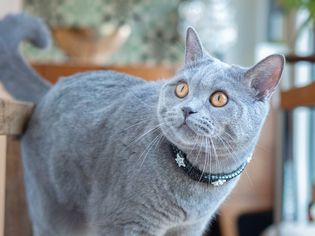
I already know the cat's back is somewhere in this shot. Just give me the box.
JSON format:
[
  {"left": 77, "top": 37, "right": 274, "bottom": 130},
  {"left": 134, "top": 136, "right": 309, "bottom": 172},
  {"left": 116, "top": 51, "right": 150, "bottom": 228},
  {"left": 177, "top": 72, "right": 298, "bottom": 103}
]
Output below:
[
  {"left": 28, "top": 69, "right": 151, "bottom": 143},
  {"left": 46, "top": 70, "right": 146, "bottom": 110}
]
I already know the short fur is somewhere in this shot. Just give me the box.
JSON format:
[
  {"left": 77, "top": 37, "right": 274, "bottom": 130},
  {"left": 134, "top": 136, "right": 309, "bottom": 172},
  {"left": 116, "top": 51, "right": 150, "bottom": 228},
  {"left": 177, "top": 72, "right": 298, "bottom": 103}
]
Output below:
[{"left": 0, "top": 14, "right": 284, "bottom": 236}]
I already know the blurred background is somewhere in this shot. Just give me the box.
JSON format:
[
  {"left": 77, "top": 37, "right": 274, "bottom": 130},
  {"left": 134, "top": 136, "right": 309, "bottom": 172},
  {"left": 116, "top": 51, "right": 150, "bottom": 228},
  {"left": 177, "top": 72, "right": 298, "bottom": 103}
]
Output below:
[{"left": 0, "top": 0, "right": 315, "bottom": 236}]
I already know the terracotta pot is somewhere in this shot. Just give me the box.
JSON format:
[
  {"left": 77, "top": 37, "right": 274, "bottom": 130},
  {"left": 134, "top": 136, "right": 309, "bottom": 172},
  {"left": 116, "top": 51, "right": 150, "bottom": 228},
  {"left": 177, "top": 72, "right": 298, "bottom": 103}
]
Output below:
[{"left": 52, "top": 25, "right": 131, "bottom": 64}]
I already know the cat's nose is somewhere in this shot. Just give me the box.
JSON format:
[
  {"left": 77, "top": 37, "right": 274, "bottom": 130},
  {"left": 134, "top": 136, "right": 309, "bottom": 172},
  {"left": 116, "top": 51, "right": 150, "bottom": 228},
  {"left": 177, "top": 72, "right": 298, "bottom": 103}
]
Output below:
[{"left": 181, "top": 107, "right": 196, "bottom": 119}]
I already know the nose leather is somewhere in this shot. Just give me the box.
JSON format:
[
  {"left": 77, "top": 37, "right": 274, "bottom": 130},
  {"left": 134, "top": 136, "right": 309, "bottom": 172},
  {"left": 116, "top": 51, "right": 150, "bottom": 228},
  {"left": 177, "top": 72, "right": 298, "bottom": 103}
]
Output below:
[{"left": 181, "top": 107, "right": 196, "bottom": 119}]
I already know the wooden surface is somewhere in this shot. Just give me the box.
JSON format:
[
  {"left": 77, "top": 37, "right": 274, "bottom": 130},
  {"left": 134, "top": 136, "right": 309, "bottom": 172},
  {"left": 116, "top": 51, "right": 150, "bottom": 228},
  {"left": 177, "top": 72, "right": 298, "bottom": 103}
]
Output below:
[
  {"left": 0, "top": 99, "right": 34, "bottom": 135},
  {"left": 33, "top": 63, "right": 177, "bottom": 83},
  {"left": 0, "top": 136, "right": 6, "bottom": 236},
  {"left": 285, "top": 54, "right": 315, "bottom": 63},
  {"left": 4, "top": 136, "right": 32, "bottom": 236},
  {"left": 281, "top": 82, "right": 315, "bottom": 110}
]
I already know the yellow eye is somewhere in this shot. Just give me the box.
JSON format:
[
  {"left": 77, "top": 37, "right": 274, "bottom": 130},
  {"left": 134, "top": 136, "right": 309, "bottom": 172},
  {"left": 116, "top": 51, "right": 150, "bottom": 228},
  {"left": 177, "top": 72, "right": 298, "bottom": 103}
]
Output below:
[
  {"left": 175, "top": 81, "right": 189, "bottom": 98},
  {"left": 210, "top": 91, "right": 228, "bottom": 107}
]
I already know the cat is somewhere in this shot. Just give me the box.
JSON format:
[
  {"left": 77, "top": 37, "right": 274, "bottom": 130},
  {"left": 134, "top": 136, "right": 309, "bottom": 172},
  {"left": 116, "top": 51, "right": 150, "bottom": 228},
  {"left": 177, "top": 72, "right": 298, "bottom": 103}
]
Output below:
[{"left": 0, "top": 13, "right": 284, "bottom": 236}]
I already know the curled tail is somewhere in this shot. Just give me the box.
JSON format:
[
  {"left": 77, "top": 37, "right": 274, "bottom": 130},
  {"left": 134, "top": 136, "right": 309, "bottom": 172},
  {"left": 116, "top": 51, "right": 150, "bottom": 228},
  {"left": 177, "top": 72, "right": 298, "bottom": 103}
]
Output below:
[{"left": 0, "top": 13, "right": 52, "bottom": 103}]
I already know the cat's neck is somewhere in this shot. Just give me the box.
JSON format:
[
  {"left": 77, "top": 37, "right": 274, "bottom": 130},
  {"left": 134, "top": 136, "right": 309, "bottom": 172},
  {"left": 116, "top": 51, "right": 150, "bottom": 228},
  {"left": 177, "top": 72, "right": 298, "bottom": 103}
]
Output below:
[{"left": 174, "top": 140, "right": 256, "bottom": 174}]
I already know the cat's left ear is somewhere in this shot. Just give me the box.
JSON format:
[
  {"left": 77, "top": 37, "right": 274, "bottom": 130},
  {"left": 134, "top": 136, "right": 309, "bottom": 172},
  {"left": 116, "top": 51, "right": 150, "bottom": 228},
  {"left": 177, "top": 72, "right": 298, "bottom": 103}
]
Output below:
[
  {"left": 185, "top": 27, "right": 204, "bottom": 65},
  {"left": 245, "top": 54, "right": 285, "bottom": 100}
]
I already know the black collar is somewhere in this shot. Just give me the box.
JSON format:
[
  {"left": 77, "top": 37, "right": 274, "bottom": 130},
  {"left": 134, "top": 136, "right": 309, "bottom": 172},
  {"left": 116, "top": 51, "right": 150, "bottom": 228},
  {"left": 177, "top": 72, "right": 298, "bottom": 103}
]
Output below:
[{"left": 171, "top": 144, "right": 252, "bottom": 186}]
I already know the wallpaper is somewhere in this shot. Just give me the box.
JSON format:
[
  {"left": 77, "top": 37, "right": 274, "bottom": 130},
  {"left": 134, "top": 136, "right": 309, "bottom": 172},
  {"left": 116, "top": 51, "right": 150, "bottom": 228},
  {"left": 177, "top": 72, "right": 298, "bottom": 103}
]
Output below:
[{"left": 24, "top": 0, "right": 186, "bottom": 65}]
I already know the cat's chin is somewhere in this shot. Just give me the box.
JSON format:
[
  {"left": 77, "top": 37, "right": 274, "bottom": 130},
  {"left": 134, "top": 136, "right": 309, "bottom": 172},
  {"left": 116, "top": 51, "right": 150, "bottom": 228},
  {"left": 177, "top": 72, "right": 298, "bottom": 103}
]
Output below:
[{"left": 160, "top": 128, "right": 206, "bottom": 153}]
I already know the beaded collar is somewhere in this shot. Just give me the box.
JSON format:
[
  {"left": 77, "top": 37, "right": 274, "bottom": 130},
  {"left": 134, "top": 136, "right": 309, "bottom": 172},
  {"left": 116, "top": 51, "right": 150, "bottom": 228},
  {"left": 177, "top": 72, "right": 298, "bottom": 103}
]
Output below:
[{"left": 171, "top": 144, "right": 252, "bottom": 186}]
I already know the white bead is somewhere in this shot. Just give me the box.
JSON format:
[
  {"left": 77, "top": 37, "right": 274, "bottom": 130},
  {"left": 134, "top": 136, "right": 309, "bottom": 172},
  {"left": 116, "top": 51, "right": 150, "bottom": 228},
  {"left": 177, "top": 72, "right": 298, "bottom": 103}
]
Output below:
[{"left": 211, "top": 179, "right": 226, "bottom": 186}]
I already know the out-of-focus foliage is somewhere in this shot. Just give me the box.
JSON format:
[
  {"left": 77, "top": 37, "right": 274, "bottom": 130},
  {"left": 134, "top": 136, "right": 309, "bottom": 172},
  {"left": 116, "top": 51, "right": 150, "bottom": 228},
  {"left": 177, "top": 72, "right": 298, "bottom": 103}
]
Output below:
[
  {"left": 279, "top": 0, "right": 315, "bottom": 25},
  {"left": 280, "top": 0, "right": 315, "bottom": 12}
]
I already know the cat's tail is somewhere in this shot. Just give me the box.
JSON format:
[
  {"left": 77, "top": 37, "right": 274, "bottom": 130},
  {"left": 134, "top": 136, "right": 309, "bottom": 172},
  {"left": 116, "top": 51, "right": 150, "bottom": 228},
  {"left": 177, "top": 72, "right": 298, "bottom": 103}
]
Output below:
[{"left": 0, "top": 13, "right": 52, "bottom": 103}]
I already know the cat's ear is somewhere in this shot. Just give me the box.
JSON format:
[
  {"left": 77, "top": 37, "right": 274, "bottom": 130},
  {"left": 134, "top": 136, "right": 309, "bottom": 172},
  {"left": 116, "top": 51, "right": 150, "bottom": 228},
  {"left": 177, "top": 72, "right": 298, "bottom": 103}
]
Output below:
[
  {"left": 185, "top": 27, "right": 204, "bottom": 65},
  {"left": 245, "top": 54, "right": 285, "bottom": 100}
]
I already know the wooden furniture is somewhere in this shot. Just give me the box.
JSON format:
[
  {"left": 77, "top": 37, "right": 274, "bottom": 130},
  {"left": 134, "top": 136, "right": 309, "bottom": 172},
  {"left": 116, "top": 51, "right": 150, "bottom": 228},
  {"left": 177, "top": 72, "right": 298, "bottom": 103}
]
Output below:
[
  {"left": 275, "top": 55, "right": 315, "bottom": 230},
  {"left": 281, "top": 82, "right": 315, "bottom": 110},
  {"left": 266, "top": 55, "right": 315, "bottom": 235},
  {"left": 281, "top": 55, "right": 315, "bottom": 110},
  {"left": 0, "top": 89, "right": 34, "bottom": 236},
  {"left": 32, "top": 63, "right": 177, "bottom": 84}
]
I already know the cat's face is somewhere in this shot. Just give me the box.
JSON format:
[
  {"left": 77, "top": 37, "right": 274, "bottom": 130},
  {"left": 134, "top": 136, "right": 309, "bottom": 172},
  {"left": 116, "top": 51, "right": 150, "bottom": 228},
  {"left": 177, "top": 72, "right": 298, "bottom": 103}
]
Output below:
[{"left": 157, "top": 28, "right": 284, "bottom": 168}]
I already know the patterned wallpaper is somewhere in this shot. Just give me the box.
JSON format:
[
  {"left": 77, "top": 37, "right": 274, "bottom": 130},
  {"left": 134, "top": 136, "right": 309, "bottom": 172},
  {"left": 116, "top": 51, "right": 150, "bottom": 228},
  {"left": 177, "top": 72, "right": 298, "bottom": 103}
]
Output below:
[{"left": 24, "top": 0, "right": 186, "bottom": 65}]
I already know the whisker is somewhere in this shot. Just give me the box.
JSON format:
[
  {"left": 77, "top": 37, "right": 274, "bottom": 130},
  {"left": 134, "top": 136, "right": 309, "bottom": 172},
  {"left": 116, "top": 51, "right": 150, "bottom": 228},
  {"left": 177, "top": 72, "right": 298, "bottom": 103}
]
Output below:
[
  {"left": 243, "top": 169, "right": 254, "bottom": 188},
  {"left": 220, "top": 129, "right": 267, "bottom": 154},
  {"left": 216, "top": 136, "right": 239, "bottom": 168},
  {"left": 128, "top": 91, "right": 158, "bottom": 108},
  {"left": 207, "top": 137, "right": 212, "bottom": 176},
  {"left": 201, "top": 138, "right": 207, "bottom": 179},
  {"left": 123, "top": 122, "right": 165, "bottom": 152},
  {"left": 138, "top": 133, "right": 163, "bottom": 168},
  {"left": 197, "top": 137, "right": 205, "bottom": 182},
  {"left": 122, "top": 117, "right": 155, "bottom": 131}
]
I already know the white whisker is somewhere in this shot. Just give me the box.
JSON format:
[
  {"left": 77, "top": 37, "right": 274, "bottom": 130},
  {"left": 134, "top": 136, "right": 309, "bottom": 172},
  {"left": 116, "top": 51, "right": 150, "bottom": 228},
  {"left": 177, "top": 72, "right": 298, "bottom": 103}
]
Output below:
[{"left": 138, "top": 133, "right": 163, "bottom": 168}]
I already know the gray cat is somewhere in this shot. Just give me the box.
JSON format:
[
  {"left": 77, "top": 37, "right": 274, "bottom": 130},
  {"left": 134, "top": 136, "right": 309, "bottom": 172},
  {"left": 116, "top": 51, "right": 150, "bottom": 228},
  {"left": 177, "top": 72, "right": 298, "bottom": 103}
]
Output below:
[{"left": 0, "top": 13, "right": 284, "bottom": 236}]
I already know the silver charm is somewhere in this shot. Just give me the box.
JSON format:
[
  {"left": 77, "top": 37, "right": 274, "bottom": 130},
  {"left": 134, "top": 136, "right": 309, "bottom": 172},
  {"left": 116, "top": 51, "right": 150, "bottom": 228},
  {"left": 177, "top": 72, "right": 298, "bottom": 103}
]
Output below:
[
  {"left": 211, "top": 179, "right": 226, "bottom": 186},
  {"left": 175, "top": 153, "right": 186, "bottom": 167}
]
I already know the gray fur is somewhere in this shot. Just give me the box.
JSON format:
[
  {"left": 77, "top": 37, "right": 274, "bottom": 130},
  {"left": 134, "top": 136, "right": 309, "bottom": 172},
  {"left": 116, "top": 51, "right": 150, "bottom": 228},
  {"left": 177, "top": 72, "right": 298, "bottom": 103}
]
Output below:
[
  {"left": 0, "top": 15, "right": 284, "bottom": 236},
  {"left": 0, "top": 13, "right": 51, "bottom": 102}
]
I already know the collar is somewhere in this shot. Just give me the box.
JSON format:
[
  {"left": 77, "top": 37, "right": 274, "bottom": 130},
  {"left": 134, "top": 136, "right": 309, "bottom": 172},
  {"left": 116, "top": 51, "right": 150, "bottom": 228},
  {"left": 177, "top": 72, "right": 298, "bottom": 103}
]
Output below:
[{"left": 171, "top": 144, "right": 252, "bottom": 186}]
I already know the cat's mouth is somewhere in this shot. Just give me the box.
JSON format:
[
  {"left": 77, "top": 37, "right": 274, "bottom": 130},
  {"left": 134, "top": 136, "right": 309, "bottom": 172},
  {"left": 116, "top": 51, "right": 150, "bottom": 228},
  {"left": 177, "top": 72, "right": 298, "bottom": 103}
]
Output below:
[{"left": 180, "top": 121, "right": 196, "bottom": 135}]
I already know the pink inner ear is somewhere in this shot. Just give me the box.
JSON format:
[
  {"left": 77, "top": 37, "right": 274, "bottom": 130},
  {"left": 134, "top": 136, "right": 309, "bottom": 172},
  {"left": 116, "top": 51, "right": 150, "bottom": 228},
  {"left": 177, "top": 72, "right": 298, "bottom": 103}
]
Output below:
[
  {"left": 247, "top": 55, "right": 284, "bottom": 98},
  {"left": 268, "top": 66, "right": 282, "bottom": 91},
  {"left": 185, "top": 27, "right": 203, "bottom": 65},
  {"left": 260, "top": 66, "right": 282, "bottom": 96}
]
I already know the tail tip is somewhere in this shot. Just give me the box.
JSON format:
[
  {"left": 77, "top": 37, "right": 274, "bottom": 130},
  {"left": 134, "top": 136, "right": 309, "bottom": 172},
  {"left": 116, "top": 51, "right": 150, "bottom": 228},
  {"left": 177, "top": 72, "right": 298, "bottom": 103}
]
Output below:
[{"left": 0, "top": 12, "right": 51, "bottom": 49}]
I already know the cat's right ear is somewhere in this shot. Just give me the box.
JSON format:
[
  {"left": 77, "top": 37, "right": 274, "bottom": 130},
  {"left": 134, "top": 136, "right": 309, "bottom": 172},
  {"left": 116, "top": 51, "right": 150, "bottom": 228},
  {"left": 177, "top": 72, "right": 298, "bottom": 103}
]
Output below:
[
  {"left": 185, "top": 27, "right": 204, "bottom": 65},
  {"left": 245, "top": 54, "right": 285, "bottom": 100}
]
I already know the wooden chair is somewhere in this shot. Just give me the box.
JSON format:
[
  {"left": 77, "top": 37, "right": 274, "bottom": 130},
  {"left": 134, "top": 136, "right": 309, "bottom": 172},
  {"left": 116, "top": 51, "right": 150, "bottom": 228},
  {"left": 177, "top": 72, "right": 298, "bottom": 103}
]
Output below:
[
  {"left": 265, "top": 55, "right": 315, "bottom": 236},
  {"left": 0, "top": 93, "right": 34, "bottom": 236}
]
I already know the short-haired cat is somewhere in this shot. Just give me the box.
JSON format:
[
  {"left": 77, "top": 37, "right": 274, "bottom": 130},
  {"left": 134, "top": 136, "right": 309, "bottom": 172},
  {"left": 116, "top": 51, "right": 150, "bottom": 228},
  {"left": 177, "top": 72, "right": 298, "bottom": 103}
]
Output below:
[{"left": 0, "top": 13, "right": 284, "bottom": 236}]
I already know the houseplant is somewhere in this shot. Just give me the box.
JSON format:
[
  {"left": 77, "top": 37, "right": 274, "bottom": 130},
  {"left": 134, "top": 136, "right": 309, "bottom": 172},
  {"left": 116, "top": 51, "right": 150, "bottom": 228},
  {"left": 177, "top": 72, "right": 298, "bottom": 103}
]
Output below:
[{"left": 279, "top": 0, "right": 315, "bottom": 38}]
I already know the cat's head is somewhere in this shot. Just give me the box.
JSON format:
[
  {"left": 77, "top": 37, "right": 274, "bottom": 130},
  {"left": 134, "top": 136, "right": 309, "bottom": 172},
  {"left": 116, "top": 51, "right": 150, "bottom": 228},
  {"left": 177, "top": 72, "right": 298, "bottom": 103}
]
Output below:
[{"left": 157, "top": 27, "right": 284, "bottom": 171}]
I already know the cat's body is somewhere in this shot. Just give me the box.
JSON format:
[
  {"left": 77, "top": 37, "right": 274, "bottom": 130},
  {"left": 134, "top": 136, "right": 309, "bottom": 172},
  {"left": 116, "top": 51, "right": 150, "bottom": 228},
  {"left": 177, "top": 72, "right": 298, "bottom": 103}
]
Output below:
[
  {"left": 24, "top": 71, "right": 236, "bottom": 235},
  {"left": 0, "top": 13, "right": 284, "bottom": 236}
]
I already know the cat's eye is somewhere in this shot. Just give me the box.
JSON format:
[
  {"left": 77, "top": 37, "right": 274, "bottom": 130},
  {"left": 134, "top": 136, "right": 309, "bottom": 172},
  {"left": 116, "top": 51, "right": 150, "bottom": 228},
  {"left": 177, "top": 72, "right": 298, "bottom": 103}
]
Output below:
[
  {"left": 210, "top": 91, "right": 228, "bottom": 107},
  {"left": 175, "top": 81, "right": 189, "bottom": 98}
]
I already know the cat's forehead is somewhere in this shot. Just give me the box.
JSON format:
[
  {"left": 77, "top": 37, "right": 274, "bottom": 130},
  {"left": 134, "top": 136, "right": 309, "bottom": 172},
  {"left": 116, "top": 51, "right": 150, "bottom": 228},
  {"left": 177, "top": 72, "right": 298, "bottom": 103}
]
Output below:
[{"left": 177, "top": 60, "right": 245, "bottom": 86}]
